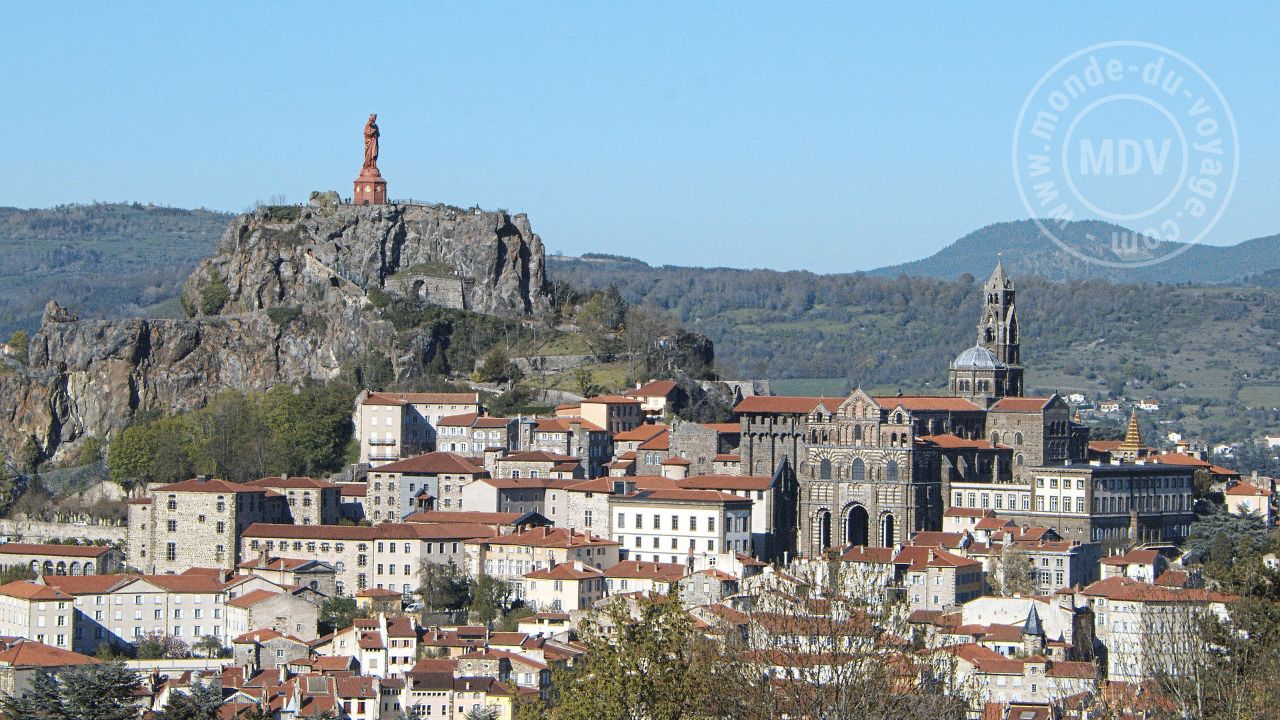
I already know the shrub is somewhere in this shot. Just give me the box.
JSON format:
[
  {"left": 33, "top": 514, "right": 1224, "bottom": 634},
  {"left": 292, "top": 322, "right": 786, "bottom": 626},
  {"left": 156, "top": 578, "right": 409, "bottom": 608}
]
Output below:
[
  {"left": 267, "top": 306, "right": 302, "bottom": 326},
  {"left": 199, "top": 271, "right": 231, "bottom": 315}
]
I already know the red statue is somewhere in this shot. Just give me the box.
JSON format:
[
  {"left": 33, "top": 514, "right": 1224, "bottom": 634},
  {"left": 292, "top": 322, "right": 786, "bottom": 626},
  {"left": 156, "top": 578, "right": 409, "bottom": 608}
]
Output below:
[
  {"left": 355, "top": 113, "right": 387, "bottom": 204},
  {"left": 362, "top": 114, "right": 380, "bottom": 171}
]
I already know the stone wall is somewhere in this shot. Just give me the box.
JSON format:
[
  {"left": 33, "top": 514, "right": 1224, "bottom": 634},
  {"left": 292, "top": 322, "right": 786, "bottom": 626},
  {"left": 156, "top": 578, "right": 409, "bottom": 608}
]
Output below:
[
  {"left": 385, "top": 273, "right": 468, "bottom": 311},
  {"left": 0, "top": 518, "right": 126, "bottom": 545}
]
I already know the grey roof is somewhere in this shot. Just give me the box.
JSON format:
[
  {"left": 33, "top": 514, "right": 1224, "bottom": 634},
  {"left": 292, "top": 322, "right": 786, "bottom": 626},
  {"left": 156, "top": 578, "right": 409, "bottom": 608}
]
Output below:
[
  {"left": 1022, "top": 605, "right": 1044, "bottom": 637},
  {"left": 952, "top": 345, "right": 1005, "bottom": 370}
]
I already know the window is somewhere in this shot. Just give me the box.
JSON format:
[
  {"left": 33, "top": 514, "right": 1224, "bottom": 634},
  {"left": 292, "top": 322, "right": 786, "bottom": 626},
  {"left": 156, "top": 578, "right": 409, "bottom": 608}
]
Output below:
[
  {"left": 166, "top": 543, "right": 177, "bottom": 561},
  {"left": 167, "top": 520, "right": 177, "bottom": 532}
]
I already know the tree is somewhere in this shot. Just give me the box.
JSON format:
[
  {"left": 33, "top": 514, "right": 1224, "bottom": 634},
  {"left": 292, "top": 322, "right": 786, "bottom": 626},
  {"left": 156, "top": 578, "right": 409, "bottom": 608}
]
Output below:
[
  {"left": 195, "top": 635, "right": 224, "bottom": 659},
  {"left": 6, "top": 330, "right": 29, "bottom": 365},
  {"left": 198, "top": 270, "right": 231, "bottom": 315},
  {"left": 136, "top": 632, "right": 190, "bottom": 660},
  {"left": 475, "top": 346, "right": 516, "bottom": 384},
  {"left": 154, "top": 678, "right": 223, "bottom": 720},
  {"left": 59, "top": 662, "right": 142, "bottom": 720},
  {"left": 468, "top": 575, "right": 511, "bottom": 627},
  {"left": 0, "top": 667, "right": 66, "bottom": 719},
  {"left": 463, "top": 707, "right": 500, "bottom": 720},
  {"left": 418, "top": 560, "right": 470, "bottom": 611},
  {"left": 320, "top": 595, "right": 359, "bottom": 632},
  {"left": 549, "top": 594, "right": 705, "bottom": 720},
  {"left": 998, "top": 545, "right": 1036, "bottom": 597},
  {"left": 0, "top": 564, "right": 35, "bottom": 584},
  {"left": 17, "top": 435, "right": 42, "bottom": 474}
]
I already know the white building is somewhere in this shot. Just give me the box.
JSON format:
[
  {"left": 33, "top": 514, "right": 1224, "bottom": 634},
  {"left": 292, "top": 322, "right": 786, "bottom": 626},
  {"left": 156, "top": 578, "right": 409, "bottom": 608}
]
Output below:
[
  {"left": 609, "top": 488, "right": 752, "bottom": 566},
  {"left": 355, "top": 391, "right": 481, "bottom": 466}
]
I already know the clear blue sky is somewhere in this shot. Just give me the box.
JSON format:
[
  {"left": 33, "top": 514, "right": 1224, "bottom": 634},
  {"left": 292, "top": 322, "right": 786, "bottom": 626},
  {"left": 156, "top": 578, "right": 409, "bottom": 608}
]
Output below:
[{"left": 1, "top": 3, "right": 1276, "bottom": 271}]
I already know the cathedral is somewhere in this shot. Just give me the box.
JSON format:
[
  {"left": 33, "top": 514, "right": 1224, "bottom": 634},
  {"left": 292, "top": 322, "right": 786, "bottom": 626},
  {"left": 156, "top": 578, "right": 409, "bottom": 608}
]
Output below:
[{"left": 736, "top": 265, "right": 1090, "bottom": 558}]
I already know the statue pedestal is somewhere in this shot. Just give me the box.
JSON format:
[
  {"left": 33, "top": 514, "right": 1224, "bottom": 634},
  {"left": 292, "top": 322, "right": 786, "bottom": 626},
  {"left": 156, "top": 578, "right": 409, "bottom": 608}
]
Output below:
[{"left": 354, "top": 170, "right": 387, "bottom": 205}]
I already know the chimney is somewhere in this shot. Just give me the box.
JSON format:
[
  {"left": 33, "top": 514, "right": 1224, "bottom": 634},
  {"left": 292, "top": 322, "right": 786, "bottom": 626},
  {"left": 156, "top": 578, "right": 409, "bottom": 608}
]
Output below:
[
  {"left": 281, "top": 473, "right": 288, "bottom": 481},
  {"left": 278, "top": 663, "right": 287, "bottom": 685}
]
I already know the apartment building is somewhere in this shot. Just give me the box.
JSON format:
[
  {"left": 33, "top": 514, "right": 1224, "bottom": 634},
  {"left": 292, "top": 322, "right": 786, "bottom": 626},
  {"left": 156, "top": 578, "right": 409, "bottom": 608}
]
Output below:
[
  {"left": 0, "top": 581, "right": 74, "bottom": 650},
  {"left": 578, "top": 396, "right": 643, "bottom": 435},
  {"left": 609, "top": 488, "right": 753, "bottom": 566},
  {"left": 464, "top": 527, "right": 620, "bottom": 599},
  {"left": 244, "top": 476, "right": 342, "bottom": 525},
  {"left": 896, "top": 546, "right": 985, "bottom": 613},
  {"left": 523, "top": 562, "right": 606, "bottom": 612},
  {"left": 436, "top": 414, "right": 519, "bottom": 454},
  {"left": 356, "top": 391, "right": 482, "bottom": 466},
  {"left": 489, "top": 451, "right": 583, "bottom": 482},
  {"left": 127, "top": 478, "right": 288, "bottom": 575},
  {"left": 40, "top": 572, "right": 231, "bottom": 656},
  {"left": 369, "top": 452, "right": 490, "bottom": 519},
  {"left": 676, "top": 474, "right": 782, "bottom": 559},
  {"left": 241, "top": 522, "right": 496, "bottom": 596},
  {"left": 528, "top": 418, "right": 611, "bottom": 478}
]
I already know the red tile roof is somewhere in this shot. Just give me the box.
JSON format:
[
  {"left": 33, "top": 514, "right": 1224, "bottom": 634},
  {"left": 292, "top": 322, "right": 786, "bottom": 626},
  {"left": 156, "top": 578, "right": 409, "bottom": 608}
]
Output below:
[
  {"left": 38, "top": 574, "right": 136, "bottom": 595},
  {"left": 1082, "top": 576, "right": 1235, "bottom": 603},
  {"left": 1101, "top": 549, "right": 1160, "bottom": 566},
  {"left": 338, "top": 483, "right": 367, "bottom": 497},
  {"left": 563, "top": 476, "right": 676, "bottom": 493},
  {"left": 246, "top": 476, "right": 337, "bottom": 490},
  {"left": 989, "top": 397, "right": 1053, "bottom": 412},
  {"left": 604, "top": 560, "right": 687, "bottom": 582},
  {"left": 613, "top": 424, "right": 669, "bottom": 442},
  {"left": 152, "top": 478, "right": 269, "bottom": 494},
  {"left": 660, "top": 456, "right": 691, "bottom": 466},
  {"left": 916, "top": 434, "right": 1003, "bottom": 450},
  {"left": 624, "top": 380, "right": 678, "bottom": 398},
  {"left": 1225, "top": 483, "right": 1271, "bottom": 497},
  {"left": 227, "top": 589, "right": 282, "bottom": 609},
  {"left": 612, "top": 488, "right": 752, "bottom": 505},
  {"left": 0, "top": 639, "right": 99, "bottom": 668},
  {"left": 362, "top": 392, "right": 479, "bottom": 406},
  {"left": 0, "top": 542, "right": 110, "bottom": 558},
  {"left": 636, "top": 432, "right": 670, "bottom": 451},
  {"left": 375, "top": 452, "right": 490, "bottom": 476},
  {"left": 874, "top": 396, "right": 982, "bottom": 412},
  {"left": 470, "top": 526, "right": 618, "bottom": 549},
  {"left": 840, "top": 545, "right": 896, "bottom": 564},
  {"left": 734, "top": 396, "right": 839, "bottom": 414},
  {"left": 0, "top": 581, "right": 71, "bottom": 600}
]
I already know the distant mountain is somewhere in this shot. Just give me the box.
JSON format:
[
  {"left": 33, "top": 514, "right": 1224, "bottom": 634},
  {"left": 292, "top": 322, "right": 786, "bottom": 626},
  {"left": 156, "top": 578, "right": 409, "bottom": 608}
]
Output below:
[
  {"left": 0, "top": 203, "right": 231, "bottom": 335},
  {"left": 868, "top": 219, "right": 1280, "bottom": 284}
]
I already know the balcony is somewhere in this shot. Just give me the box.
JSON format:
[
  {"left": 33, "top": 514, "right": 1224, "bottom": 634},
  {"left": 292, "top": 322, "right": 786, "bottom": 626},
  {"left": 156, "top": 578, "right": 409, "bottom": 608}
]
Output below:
[
  {"left": 367, "top": 438, "right": 398, "bottom": 446},
  {"left": 369, "top": 453, "right": 401, "bottom": 462}
]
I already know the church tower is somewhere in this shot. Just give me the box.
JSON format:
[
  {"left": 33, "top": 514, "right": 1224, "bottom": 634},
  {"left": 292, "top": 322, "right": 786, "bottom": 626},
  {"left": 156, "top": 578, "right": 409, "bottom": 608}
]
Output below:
[
  {"left": 979, "top": 262, "right": 1021, "bottom": 367},
  {"left": 949, "top": 263, "right": 1025, "bottom": 404}
]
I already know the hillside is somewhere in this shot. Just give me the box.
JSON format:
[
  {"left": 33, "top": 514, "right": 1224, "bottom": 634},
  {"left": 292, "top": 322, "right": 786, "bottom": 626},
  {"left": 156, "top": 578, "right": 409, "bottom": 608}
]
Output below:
[
  {"left": 0, "top": 202, "right": 553, "bottom": 460},
  {"left": 867, "top": 219, "right": 1280, "bottom": 284},
  {"left": 550, "top": 256, "right": 1280, "bottom": 443},
  {"left": 0, "top": 203, "right": 231, "bottom": 334}
]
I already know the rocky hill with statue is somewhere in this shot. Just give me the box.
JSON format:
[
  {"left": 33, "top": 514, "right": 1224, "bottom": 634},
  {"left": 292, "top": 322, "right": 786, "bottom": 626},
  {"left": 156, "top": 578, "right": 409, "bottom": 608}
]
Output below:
[{"left": 0, "top": 198, "right": 557, "bottom": 461}]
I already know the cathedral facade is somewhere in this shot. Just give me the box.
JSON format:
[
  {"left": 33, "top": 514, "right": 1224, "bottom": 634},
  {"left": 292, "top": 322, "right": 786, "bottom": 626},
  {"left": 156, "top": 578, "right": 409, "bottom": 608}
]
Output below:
[{"left": 736, "top": 265, "right": 1090, "bottom": 558}]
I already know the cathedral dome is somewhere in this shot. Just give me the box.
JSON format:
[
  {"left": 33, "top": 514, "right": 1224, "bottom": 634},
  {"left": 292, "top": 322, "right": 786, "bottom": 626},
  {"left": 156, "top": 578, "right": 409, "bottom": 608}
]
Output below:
[{"left": 952, "top": 345, "right": 1005, "bottom": 369}]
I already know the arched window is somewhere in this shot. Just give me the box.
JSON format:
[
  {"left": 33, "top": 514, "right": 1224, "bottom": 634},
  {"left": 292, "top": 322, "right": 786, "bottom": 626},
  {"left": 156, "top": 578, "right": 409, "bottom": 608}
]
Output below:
[
  {"left": 819, "top": 459, "right": 832, "bottom": 480},
  {"left": 991, "top": 432, "right": 1000, "bottom": 445},
  {"left": 851, "top": 458, "right": 865, "bottom": 482},
  {"left": 894, "top": 413, "right": 903, "bottom": 424},
  {"left": 69, "top": 562, "right": 81, "bottom": 576},
  {"left": 1015, "top": 432, "right": 1023, "bottom": 445},
  {"left": 853, "top": 425, "right": 862, "bottom": 441},
  {"left": 1015, "top": 454, "right": 1024, "bottom": 466},
  {"left": 42, "top": 561, "right": 53, "bottom": 576},
  {"left": 886, "top": 460, "right": 899, "bottom": 483}
]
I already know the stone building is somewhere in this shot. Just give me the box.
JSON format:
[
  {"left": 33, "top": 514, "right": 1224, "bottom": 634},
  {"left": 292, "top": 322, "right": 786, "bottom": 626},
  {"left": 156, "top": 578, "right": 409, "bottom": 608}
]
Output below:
[
  {"left": 668, "top": 421, "right": 742, "bottom": 476},
  {"left": 245, "top": 475, "right": 342, "bottom": 526},
  {"left": 368, "top": 452, "right": 491, "bottom": 519},
  {"left": 126, "top": 478, "right": 288, "bottom": 575},
  {"left": 736, "top": 266, "right": 1091, "bottom": 558},
  {"left": 0, "top": 543, "right": 118, "bottom": 577},
  {"left": 355, "top": 391, "right": 482, "bottom": 467}
]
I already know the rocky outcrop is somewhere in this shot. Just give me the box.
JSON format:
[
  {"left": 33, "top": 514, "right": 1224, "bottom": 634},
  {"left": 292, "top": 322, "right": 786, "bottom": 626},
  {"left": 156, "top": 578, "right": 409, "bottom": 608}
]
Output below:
[{"left": 0, "top": 203, "right": 552, "bottom": 460}]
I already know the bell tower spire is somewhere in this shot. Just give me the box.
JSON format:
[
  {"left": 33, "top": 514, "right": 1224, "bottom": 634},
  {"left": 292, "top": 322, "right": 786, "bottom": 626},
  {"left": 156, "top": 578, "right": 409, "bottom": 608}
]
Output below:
[{"left": 976, "top": 263, "right": 1024, "bottom": 396}]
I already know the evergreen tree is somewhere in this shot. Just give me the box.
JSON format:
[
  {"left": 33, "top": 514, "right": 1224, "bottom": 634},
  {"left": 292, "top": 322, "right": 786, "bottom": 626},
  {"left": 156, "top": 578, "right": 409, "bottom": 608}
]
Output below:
[
  {"left": 154, "top": 678, "right": 224, "bottom": 720},
  {"left": 54, "top": 663, "right": 140, "bottom": 720},
  {"left": 0, "top": 667, "right": 68, "bottom": 720}
]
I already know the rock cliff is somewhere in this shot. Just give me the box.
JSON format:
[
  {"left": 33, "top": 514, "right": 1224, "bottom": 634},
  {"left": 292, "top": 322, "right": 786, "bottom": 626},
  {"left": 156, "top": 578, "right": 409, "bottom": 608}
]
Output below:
[{"left": 0, "top": 202, "right": 551, "bottom": 459}]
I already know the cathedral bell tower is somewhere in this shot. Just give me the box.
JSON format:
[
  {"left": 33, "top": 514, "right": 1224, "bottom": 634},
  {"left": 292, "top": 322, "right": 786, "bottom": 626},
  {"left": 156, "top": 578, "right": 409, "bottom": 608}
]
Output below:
[{"left": 949, "top": 263, "right": 1025, "bottom": 404}]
